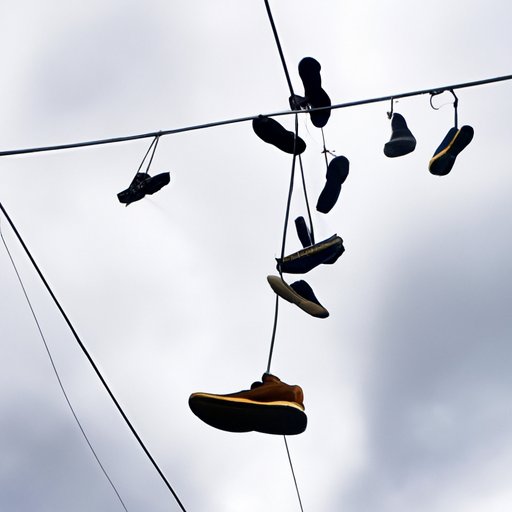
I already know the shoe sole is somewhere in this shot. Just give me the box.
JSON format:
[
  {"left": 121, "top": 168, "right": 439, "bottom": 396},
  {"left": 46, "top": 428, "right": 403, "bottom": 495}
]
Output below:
[
  {"left": 429, "top": 125, "right": 474, "bottom": 176},
  {"left": 189, "top": 393, "right": 307, "bottom": 435},
  {"left": 252, "top": 116, "right": 306, "bottom": 155},
  {"left": 384, "top": 136, "right": 416, "bottom": 158},
  {"left": 267, "top": 276, "right": 329, "bottom": 318}
]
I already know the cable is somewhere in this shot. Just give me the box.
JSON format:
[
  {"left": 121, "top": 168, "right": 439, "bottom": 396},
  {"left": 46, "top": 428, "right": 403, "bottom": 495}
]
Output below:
[
  {"left": 0, "top": 201, "right": 188, "bottom": 512},
  {"left": 265, "top": 116, "right": 298, "bottom": 375},
  {"left": 1, "top": 74, "right": 510, "bottom": 158},
  {"left": 263, "top": 0, "right": 295, "bottom": 97},
  {"left": 0, "top": 221, "right": 129, "bottom": 512},
  {"left": 284, "top": 436, "right": 305, "bottom": 512}
]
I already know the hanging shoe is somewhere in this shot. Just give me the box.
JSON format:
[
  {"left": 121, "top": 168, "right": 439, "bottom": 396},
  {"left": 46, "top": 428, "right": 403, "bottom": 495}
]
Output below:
[
  {"left": 429, "top": 125, "right": 474, "bottom": 176},
  {"left": 267, "top": 275, "right": 329, "bottom": 318},
  {"left": 383, "top": 113, "right": 417, "bottom": 158},
  {"left": 316, "top": 156, "right": 349, "bottom": 214},
  {"left": 252, "top": 116, "right": 306, "bottom": 155},
  {"left": 276, "top": 234, "right": 344, "bottom": 274},
  {"left": 298, "top": 57, "right": 331, "bottom": 128},
  {"left": 189, "top": 373, "right": 307, "bottom": 435},
  {"left": 117, "top": 172, "right": 170, "bottom": 206},
  {"left": 295, "top": 216, "right": 314, "bottom": 248}
]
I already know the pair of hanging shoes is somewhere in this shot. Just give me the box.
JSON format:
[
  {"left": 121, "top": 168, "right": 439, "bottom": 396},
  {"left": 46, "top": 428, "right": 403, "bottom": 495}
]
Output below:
[
  {"left": 117, "top": 172, "right": 170, "bottom": 206},
  {"left": 189, "top": 373, "right": 307, "bottom": 435}
]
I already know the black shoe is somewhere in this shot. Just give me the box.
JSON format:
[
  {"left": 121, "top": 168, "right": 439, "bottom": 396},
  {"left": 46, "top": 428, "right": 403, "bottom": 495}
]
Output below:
[
  {"left": 383, "top": 113, "right": 416, "bottom": 158},
  {"left": 295, "top": 216, "right": 314, "bottom": 248},
  {"left": 298, "top": 57, "right": 331, "bottom": 128},
  {"left": 267, "top": 276, "right": 329, "bottom": 318},
  {"left": 252, "top": 116, "right": 306, "bottom": 155},
  {"left": 117, "top": 172, "right": 170, "bottom": 206},
  {"left": 429, "top": 125, "right": 474, "bottom": 176},
  {"left": 316, "top": 156, "right": 349, "bottom": 214},
  {"left": 276, "top": 234, "right": 344, "bottom": 274}
]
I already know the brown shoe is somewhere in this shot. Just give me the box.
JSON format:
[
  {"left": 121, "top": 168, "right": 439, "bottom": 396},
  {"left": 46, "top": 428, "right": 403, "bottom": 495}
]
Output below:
[{"left": 189, "top": 374, "right": 307, "bottom": 435}]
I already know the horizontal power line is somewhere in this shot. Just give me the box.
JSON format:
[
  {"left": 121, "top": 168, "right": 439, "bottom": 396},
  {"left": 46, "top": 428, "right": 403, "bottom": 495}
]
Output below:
[{"left": 1, "top": 73, "right": 511, "bottom": 157}]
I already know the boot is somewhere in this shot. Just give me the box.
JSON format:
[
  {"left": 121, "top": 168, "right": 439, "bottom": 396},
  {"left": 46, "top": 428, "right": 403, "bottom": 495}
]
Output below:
[
  {"left": 189, "top": 374, "right": 307, "bottom": 435},
  {"left": 383, "top": 113, "right": 416, "bottom": 158}
]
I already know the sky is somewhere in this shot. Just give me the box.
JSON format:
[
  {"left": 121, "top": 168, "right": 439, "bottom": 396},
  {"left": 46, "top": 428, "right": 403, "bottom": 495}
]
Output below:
[{"left": 1, "top": 1, "right": 512, "bottom": 511}]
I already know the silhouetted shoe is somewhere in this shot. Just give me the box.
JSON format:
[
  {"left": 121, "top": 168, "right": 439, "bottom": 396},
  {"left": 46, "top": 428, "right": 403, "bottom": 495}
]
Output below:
[
  {"left": 384, "top": 113, "right": 417, "bottom": 158},
  {"left": 298, "top": 57, "right": 331, "bottom": 128},
  {"left": 276, "top": 234, "right": 344, "bottom": 274},
  {"left": 189, "top": 373, "right": 307, "bottom": 435},
  {"left": 295, "top": 216, "right": 314, "bottom": 248},
  {"left": 429, "top": 125, "right": 474, "bottom": 176},
  {"left": 252, "top": 116, "right": 306, "bottom": 155},
  {"left": 316, "top": 156, "right": 349, "bottom": 214},
  {"left": 267, "top": 275, "right": 329, "bottom": 318},
  {"left": 117, "top": 172, "right": 170, "bottom": 206}
]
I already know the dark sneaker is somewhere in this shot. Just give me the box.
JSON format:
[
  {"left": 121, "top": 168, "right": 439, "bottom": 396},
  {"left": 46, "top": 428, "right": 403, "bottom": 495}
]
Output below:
[
  {"left": 295, "top": 216, "right": 314, "bottom": 248},
  {"left": 429, "top": 125, "right": 474, "bottom": 176},
  {"left": 383, "top": 113, "right": 417, "bottom": 158},
  {"left": 316, "top": 156, "right": 349, "bottom": 214},
  {"left": 298, "top": 57, "right": 331, "bottom": 128},
  {"left": 276, "top": 234, "right": 344, "bottom": 274},
  {"left": 117, "top": 172, "right": 170, "bottom": 206},
  {"left": 267, "top": 275, "right": 329, "bottom": 318},
  {"left": 143, "top": 172, "right": 170, "bottom": 195},
  {"left": 189, "top": 373, "right": 307, "bottom": 435},
  {"left": 252, "top": 116, "right": 306, "bottom": 155}
]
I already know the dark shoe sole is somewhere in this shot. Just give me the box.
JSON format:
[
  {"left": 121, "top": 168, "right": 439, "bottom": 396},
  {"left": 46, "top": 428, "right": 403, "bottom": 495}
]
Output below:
[
  {"left": 252, "top": 116, "right": 306, "bottom": 155},
  {"left": 189, "top": 393, "right": 307, "bottom": 435},
  {"left": 429, "top": 125, "right": 474, "bottom": 176},
  {"left": 295, "top": 216, "right": 314, "bottom": 248},
  {"left": 267, "top": 275, "right": 329, "bottom": 318},
  {"left": 384, "top": 134, "right": 416, "bottom": 158},
  {"left": 316, "top": 156, "right": 349, "bottom": 214}
]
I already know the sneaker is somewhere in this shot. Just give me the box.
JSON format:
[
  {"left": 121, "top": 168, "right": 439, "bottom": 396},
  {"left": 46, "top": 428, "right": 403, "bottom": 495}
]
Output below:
[
  {"left": 429, "top": 125, "right": 474, "bottom": 176},
  {"left": 252, "top": 116, "right": 306, "bottom": 155},
  {"left": 117, "top": 172, "right": 170, "bottom": 205},
  {"left": 267, "top": 275, "right": 329, "bottom": 318},
  {"left": 316, "top": 156, "right": 349, "bottom": 214},
  {"left": 276, "top": 234, "right": 344, "bottom": 274},
  {"left": 383, "top": 113, "right": 416, "bottom": 158},
  {"left": 295, "top": 216, "right": 314, "bottom": 248},
  {"left": 189, "top": 373, "right": 307, "bottom": 435},
  {"left": 298, "top": 57, "right": 331, "bottom": 128}
]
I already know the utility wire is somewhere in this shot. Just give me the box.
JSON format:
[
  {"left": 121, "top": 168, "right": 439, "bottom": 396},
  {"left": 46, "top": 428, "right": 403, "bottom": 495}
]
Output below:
[
  {"left": 0, "top": 221, "right": 129, "bottom": 512},
  {"left": 1, "top": 74, "right": 511, "bottom": 158},
  {"left": 284, "top": 436, "right": 305, "bottom": 512},
  {"left": 0, "top": 201, "right": 188, "bottom": 512}
]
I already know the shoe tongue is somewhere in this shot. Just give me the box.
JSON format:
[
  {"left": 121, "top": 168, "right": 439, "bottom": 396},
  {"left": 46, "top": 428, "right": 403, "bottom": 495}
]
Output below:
[{"left": 262, "top": 373, "right": 281, "bottom": 384}]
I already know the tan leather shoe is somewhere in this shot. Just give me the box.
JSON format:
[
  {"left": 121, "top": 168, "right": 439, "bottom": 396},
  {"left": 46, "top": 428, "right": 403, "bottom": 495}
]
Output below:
[{"left": 189, "top": 374, "right": 307, "bottom": 435}]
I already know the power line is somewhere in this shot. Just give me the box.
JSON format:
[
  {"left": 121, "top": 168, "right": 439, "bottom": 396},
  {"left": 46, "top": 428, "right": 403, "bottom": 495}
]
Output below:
[
  {"left": 0, "top": 222, "right": 129, "bottom": 512},
  {"left": 0, "top": 201, "right": 188, "bottom": 512},
  {"left": 0, "top": 74, "right": 510, "bottom": 158}
]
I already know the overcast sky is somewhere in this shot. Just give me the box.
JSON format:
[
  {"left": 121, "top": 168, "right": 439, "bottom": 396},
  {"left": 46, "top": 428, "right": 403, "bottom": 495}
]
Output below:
[{"left": 1, "top": 1, "right": 512, "bottom": 511}]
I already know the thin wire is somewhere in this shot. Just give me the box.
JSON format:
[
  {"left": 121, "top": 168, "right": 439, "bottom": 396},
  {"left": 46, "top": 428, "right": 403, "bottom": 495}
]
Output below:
[
  {"left": 263, "top": 0, "right": 295, "bottom": 96},
  {"left": 0, "top": 222, "right": 129, "bottom": 512},
  {"left": 133, "top": 136, "right": 157, "bottom": 179},
  {"left": 145, "top": 135, "right": 160, "bottom": 173},
  {"left": 284, "top": 436, "right": 305, "bottom": 512},
  {"left": 2, "top": 73, "right": 510, "bottom": 157},
  {"left": 0, "top": 201, "right": 188, "bottom": 512}
]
